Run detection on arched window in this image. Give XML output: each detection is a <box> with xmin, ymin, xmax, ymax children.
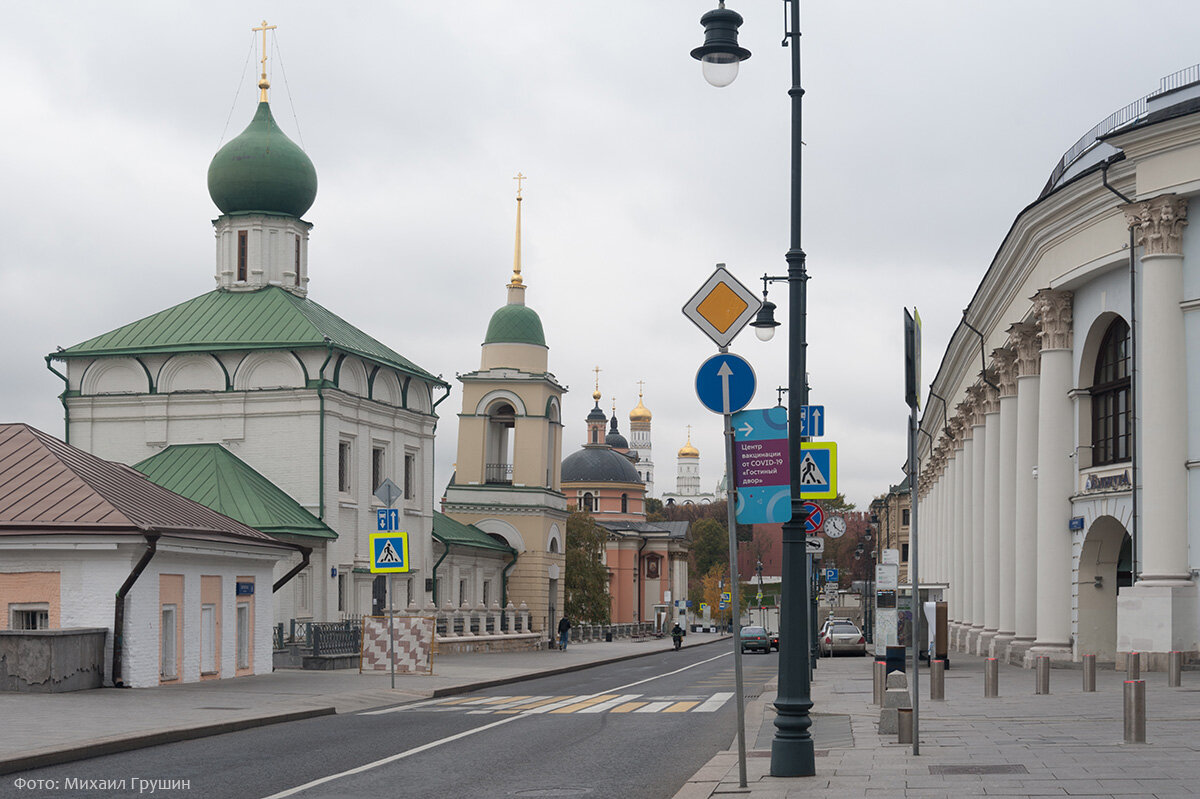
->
<box><xmin>621</xmin><ymin>493</ymin><xmax>628</xmax><ymax>514</ymax></box>
<box><xmin>485</xmin><ymin>402</ymin><xmax>516</xmax><ymax>484</ymax></box>
<box><xmin>581</xmin><ymin>492</ymin><xmax>594</xmax><ymax>513</ymax></box>
<box><xmin>1091</xmin><ymin>318</ymin><xmax>1131</xmax><ymax>466</ymax></box>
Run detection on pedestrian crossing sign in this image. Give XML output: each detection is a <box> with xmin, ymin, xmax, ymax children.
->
<box><xmin>798</xmin><ymin>442</ymin><xmax>838</xmax><ymax>499</ymax></box>
<box><xmin>370</xmin><ymin>532</ymin><xmax>410</xmax><ymax>573</ymax></box>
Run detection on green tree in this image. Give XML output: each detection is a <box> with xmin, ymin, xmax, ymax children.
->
<box><xmin>644</xmin><ymin>497</ymin><xmax>664</xmax><ymax>517</ymax></box>
<box><xmin>564</xmin><ymin>511</ymin><xmax>611</xmax><ymax>623</ymax></box>
<box><xmin>689</xmin><ymin>518</ymin><xmax>727</xmax><ymax>579</ymax></box>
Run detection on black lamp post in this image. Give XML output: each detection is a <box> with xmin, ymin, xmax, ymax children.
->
<box><xmin>692</xmin><ymin>0</ymin><xmax>814</xmax><ymax>778</ymax></box>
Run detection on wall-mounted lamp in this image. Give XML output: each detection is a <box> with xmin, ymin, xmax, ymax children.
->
<box><xmin>1093</xmin><ymin>575</ymin><xmax>1103</xmax><ymax>588</ymax></box>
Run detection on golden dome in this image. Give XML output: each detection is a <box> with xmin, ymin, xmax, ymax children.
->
<box><xmin>630</xmin><ymin>397</ymin><xmax>652</xmax><ymax>422</ymax></box>
<box><xmin>678</xmin><ymin>430</ymin><xmax>699</xmax><ymax>458</ymax></box>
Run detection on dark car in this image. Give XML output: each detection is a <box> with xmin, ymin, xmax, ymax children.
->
<box><xmin>740</xmin><ymin>625</ymin><xmax>771</xmax><ymax>654</ymax></box>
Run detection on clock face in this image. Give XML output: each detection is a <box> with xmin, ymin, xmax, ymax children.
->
<box><xmin>826</xmin><ymin>515</ymin><xmax>847</xmax><ymax>538</ymax></box>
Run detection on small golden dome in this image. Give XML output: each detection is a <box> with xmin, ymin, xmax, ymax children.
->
<box><xmin>630</xmin><ymin>396</ymin><xmax>652</xmax><ymax>422</ymax></box>
<box><xmin>678</xmin><ymin>430</ymin><xmax>699</xmax><ymax>458</ymax></box>
<box><xmin>593</xmin><ymin>389</ymin><xmax>602</xmax><ymax>401</ymax></box>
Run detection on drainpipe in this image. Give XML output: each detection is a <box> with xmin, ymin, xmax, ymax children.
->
<box><xmin>273</xmin><ymin>546</ymin><xmax>311</xmax><ymax>593</ymax></box>
<box><xmin>45</xmin><ymin>356</ymin><xmax>70</xmax><ymax>445</ymax></box>
<box><xmin>428</xmin><ymin>378</ymin><xmax>452</xmax><ymax>599</ymax></box>
<box><xmin>432</xmin><ymin>541</ymin><xmax>451</xmax><ymax>606</ymax></box>
<box><xmin>112</xmin><ymin>533</ymin><xmax>160</xmax><ymax>688</ymax></box>
<box><xmin>961</xmin><ymin>313</ymin><xmax>1001</xmax><ymax>393</ymax></box>
<box><xmin>636</xmin><ymin>536</ymin><xmax>649</xmax><ymax>624</ymax></box>
<box><xmin>500</xmin><ymin>546</ymin><xmax>518</xmax><ymax>608</ymax></box>
<box><xmin>1101</xmin><ymin>162</ymin><xmax>1139</xmax><ymax>580</ymax></box>
<box><xmin>316</xmin><ymin>339</ymin><xmax>333</xmax><ymax>520</ymax></box>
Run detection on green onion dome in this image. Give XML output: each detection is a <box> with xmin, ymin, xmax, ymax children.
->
<box><xmin>207</xmin><ymin>102</ymin><xmax>317</xmax><ymax>218</ymax></box>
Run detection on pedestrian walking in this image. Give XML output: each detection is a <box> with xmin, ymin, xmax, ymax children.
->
<box><xmin>557</xmin><ymin>616</ymin><xmax>571</xmax><ymax>651</ymax></box>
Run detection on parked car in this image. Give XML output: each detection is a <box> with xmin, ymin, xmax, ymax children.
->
<box><xmin>740</xmin><ymin>625</ymin><xmax>771</xmax><ymax>654</ymax></box>
<box><xmin>819</xmin><ymin>619</ymin><xmax>867</xmax><ymax>656</ymax></box>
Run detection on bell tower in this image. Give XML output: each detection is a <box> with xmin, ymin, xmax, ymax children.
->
<box><xmin>444</xmin><ymin>176</ymin><xmax>567</xmax><ymax>633</ymax></box>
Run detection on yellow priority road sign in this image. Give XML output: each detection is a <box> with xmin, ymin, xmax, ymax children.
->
<box><xmin>370</xmin><ymin>532</ymin><xmax>410</xmax><ymax>573</ymax></box>
<box><xmin>682</xmin><ymin>265</ymin><xmax>762</xmax><ymax>348</ymax></box>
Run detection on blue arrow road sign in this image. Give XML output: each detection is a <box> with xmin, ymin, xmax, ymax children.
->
<box><xmin>377</xmin><ymin>508</ymin><xmax>400</xmax><ymax>531</ymax></box>
<box><xmin>800</xmin><ymin>405</ymin><xmax>825</xmax><ymax>437</ymax></box>
<box><xmin>695</xmin><ymin>353</ymin><xmax>756</xmax><ymax>415</ymax></box>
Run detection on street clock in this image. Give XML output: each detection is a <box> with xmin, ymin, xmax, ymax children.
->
<box><xmin>825</xmin><ymin>514</ymin><xmax>847</xmax><ymax>538</ymax></box>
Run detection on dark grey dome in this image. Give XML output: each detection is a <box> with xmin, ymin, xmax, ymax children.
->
<box><xmin>562</xmin><ymin>445</ymin><xmax>642</xmax><ymax>484</ymax></box>
<box><xmin>606</xmin><ymin>416</ymin><xmax>629</xmax><ymax>449</ymax></box>
<box><xmin>586</xmin><ymin>403</ymin><xmax>607</xmax><ymax>423</ymax></box>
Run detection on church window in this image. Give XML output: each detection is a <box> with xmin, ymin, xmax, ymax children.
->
<box><xmin>581</xmin><ymin>492</ymin><xmax>595</xmax><ymax>513</ymax></box>
<box><xmin>337</xmin><ymin>571</ymin><xmax>347</xmax><ymax>612</ymax></box>
<box><xmin>1092</xmin><ymin>318</ymin><xmax>1131</xmax><ymax>466</ymax></box>
<box><xmin>404</xmin><ymin>452</ymin><xmax>416</xmax><ymax>499</ymax></box>
<box><xmin>482</xmin><ymin>581</ymin><xmax>490</xmax><ymax>608</ymax></box>
<box><xmin>485</xmin><ymin>402</ymin><xmax>516</xmax><ymax>484</ymax></box>
<box><xmin>621</xmin><ymin>493</ymin><xmax>628</xmax><ymax>513</ymax></box>
<box><xmin>338</xmin><ymin>440</ymin><xmax>353</xmax><ymax>493</ymax></box>
<box><xmin>294</xmin><ymin>235</ymin><xmax>301</xmax><ymax>286</ymax></box>
<box><xmin>237</xmin><ymin>230</ymin><xmax>248</xmax><ymax>282</ymax></box>
<box><xmin>459</xmin><ymin>579</ymin><xmax>467</xmax><ymax>606</ymax></box>
<box><xmin>371</xmin><ymin>446</ymin><xmax>386</xmax><ymax>493</ymax></box>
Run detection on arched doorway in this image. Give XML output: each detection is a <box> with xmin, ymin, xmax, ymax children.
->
<box><xmin>1077</xmin><ymin>515</ymin><xmax>1133</xmax><ymax>661</ymax></box>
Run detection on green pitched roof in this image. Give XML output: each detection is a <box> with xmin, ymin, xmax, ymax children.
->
<box><xmin>133</xmin><ymin>444</ymin><xmax>336</xmax><ymax>541</ymax></box>
<box><xmin>433</xmin><ymin>511</ymin><xmax>515</xmax><ymax>554</ymax></box>
<box><xmin>484</xmin><ymin>303</ymin><xmax>545</xmax><ymax>347</ymax></box>
<box><xmin>56</xmin><ymin>286</ymin><xmax>445</xmax><ymax>385</ymax></box>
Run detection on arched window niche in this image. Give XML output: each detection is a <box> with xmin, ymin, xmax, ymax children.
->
<box><xmin>1091</xmin><ymin>318</ymin><xmax>1131</xmax><ymax>466</ymax></box>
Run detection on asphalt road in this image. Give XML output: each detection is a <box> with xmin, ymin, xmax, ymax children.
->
<box><xmin>6</xmin><ymin>645</ymin><xmax>780</xmax><ymax>799</ymax></box>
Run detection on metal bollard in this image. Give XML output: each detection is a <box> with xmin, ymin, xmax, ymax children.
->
<box><xmin>1083</xmin><ymin>654</ymin><xmax>1096</xmax><ymax>692</ymax></box>
<box><xmin>874</xmin><ymin>660</ymin><xmax>886</xmax><ymax>705</ymax></box>
<box><xmin>1123</xmin><ymin>679</ymin><xmax>1146</xmax><ymax>743</ymax></box>
<box><xmin>897</xmin><ymin>707</ymin><xmax>913</xmax><ymax>744</ymax></box>
<box><xmin>930</xmin><ymin>659</ymin><xmax>945</xmax><ymax>700</ymax></box>
<box><xmin>1169</xmin><ymin>651</ymin><xmax>1182</xmax><ymax>687</ymax></box>
<box><xmin>984</xmin><ymin>657</ymin><xmax>999</xmax><ymax>698</ymax></box>
<box><xmin>1127</xmin><ymin>651</ymin><xmax>1141</xmax><ymax>681</ymax></box>
<box><xmin>1036</xmin><ymin>656</ymin><xmax>1051</xmax><ymax>695</ymax></box>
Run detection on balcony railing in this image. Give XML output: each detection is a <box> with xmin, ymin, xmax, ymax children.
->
<box><xmin>485</xmin><ymin>463</ymin><xmax>513</xmax><ymax>485</ymax></box>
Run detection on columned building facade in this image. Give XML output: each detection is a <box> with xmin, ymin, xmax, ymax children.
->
<box><xmin>917</xmin><ymin>66</ymin><xmax>1200</xmax><ymax>670</ymax></box>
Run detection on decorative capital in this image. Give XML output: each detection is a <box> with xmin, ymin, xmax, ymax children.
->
<box><xmin>1124</xmin><ymin>194</ymin><xmax>1188</xmax><ymax>257</ymax></box>
<box><xmin>945</xmin><ymin>417</ymin><xmax>964</xmax><ymax>449</ymax></box>
<box><xmin>979</xmin><ymin>372</ymin><xmax>1000</xmax><ymax>414</ymax></box>
<box><xmin>954</xmin><ymin>406</ymin><xmax>974</xmax><ymax>439</ymax></box>
<box><xmin>965</xmin><ymin>386</ymin><xmax>988</xmax><ymax>426</ymax></box>
<box><xmin>1007</xmin><ymin>322</ymin><xmax>1041</xmax><ymax>377</ymax></box>
<box><xmin>991</xmin><ymin>347</ymin><xmax>1018</xmax><ymax>397</ymax></box>
<box><xmin>1033</xmin><ymin>289</ymin><xmax>1073</xmax><ymax>351</ymax></box>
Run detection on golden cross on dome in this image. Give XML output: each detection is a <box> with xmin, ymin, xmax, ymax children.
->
<box><xmin>252</xmin><ymin>20</ymin><xmax>277</xmax><ymax>102</ymax></box>
<box><xmin>686</xmin><ymin>424</ymin><xmax>692</xmax><ymax>441</ymax></box>
<box><xmin>637</xmin><ymin>379</ymin><xmax>646</xmax><ymax>397</ymax></box>
<box><xmin>513</xmin><ymin>172</ymin><xmax>527</xmax><ymax>199</ymax></box>
<box><xmin>612</xmin><ymin>398</ymin><xmax>617</xmax><ymax>415</ymax></box>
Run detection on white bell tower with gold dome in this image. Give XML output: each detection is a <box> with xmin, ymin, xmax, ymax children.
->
<box><xmin>629</xmin><ymin>382</ymin><xmax>654</xmax><ymax>495</ymax></box>
<box><xmin>443</xmin><ymin>176</ymin><xmax>567</xmax><ymax>635</ymax></box>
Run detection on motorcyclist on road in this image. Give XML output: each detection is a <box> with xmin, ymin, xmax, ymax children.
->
<box><xmin>671</xmin><ymin>623</ymin><xmax>684</xmax><ymax>651</ymax></box>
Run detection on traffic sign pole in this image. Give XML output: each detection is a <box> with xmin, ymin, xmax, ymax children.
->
<box><xmin>723</xmin><ymin>403</ymin><xmax>749</xmax><ymax>787</ymax></box>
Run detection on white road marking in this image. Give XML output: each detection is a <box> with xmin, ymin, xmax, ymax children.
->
<box><xmin>634</xmin><ymin>701</ymin><xmax>672</xmax><ymax>713</ymax></box>
<box><xmin>693</xmin><ymin>691</ymin><xmax>735</xmax><ymax>712</ymax></box>
<box><xmin>267</xmin><ymin>650</ymin><xmax>732</xmax><ymax>797</ymax></box>
<box><xmin>577</xmin><ymin>694</ymin><xmax>643</xmax><ymax>713</ymax></box>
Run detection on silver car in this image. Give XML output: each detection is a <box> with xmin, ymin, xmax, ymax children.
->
<box><xmin>819</xmin><ymin>619</ymin><xmax>867</xmax><ymax>656</ymax></box>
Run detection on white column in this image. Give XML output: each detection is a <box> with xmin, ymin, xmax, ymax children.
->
<box><xmin>1030</xmin><ymin>289</ymin><xmax>1075</xmax><ymax>663</ymax></box>
<box><xmin>993</xmin><ymin>347</ymin><xmax>1019</xmax><ymax>656</ymax></box>
<box><xmin>969</xmin><ymin>389</ymin><xmax>987</xmax><ymax>652</ymax></box>
<box><xmin>981</xmin><ymin>379</ymin><xmax>1002</xmax><ymax>655</ymax></box>
<box><xmin>1118</xmin><ymin>196</ymin><xmax>1197</xmax><ymax>666</ymax></box>
<box><xmin>958</xmin><ymin>414</ymin><xmax>974</xmax><ymax>650</ymax></box>
<box><xmin>1010</xmin><ymin>323</ymin><xmax>1041</xmax><ymax>662</ymax></box>
<box><xmin>948</xmin><ymin>434</ymin><xmax>963</xmax><ymax>632</ymax></box>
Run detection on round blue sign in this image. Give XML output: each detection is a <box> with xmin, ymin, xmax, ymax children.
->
<box><xmin>695</xmin><ymin>353</ymin><xmax>756</xmax><ymax>415</ymax></box>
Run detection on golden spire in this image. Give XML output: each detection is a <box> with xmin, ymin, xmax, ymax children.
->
<box><xmin>253</xmin><ymin>20</ymin><xmax>277</xmax><ymax>102</ymax></box>
<box><xmin>612</xmin><ymin>397</ymin><xmax>617</xmax><ymax>416</ymax></box>
<box><xmin>508</xmin><ymin>172</ymin><xmax>526</xmax><ymax>290</ymax></box>
<box><xmin>592</xmin><ymin>366</ymin><xmax>602</xmax><ymax>402</ymax></box>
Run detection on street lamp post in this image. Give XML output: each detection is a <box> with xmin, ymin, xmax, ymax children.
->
<box><xmin>691</xmin><ymin>0</ymin><xmax>814</xmax><ymax>778</ymax></box>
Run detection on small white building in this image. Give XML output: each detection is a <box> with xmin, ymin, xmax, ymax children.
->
<box><xmin>0</xmin><ymin>424</ymin><xmax>296</xmax><ymax>688</ymax></box>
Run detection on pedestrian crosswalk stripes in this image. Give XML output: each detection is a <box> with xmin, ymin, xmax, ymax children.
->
<box><xmin>363</xmin><ymin>691</ymin><xmax>734</xmax><ymax>717</ymax></box>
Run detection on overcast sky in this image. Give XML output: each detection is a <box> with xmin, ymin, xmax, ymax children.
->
<box><xmin>5</xmin><ymin>2</ymin><xmax>1200</xmax><ymax>509</ymax></box>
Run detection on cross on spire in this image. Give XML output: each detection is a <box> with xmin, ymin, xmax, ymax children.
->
<box><xmin>637</xmin><ymin>379</ymin><xmax>646</xmax><ymax>398</ymax></box>
<box><xmin>253</xmin><ymin>20</ymin><xmax>277</xmax><ymax>102</ymax></box>
<box><xmin>513</xmin><ymin>172</ymin><xmax>527</xmax><ymax>199</ymax></box>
